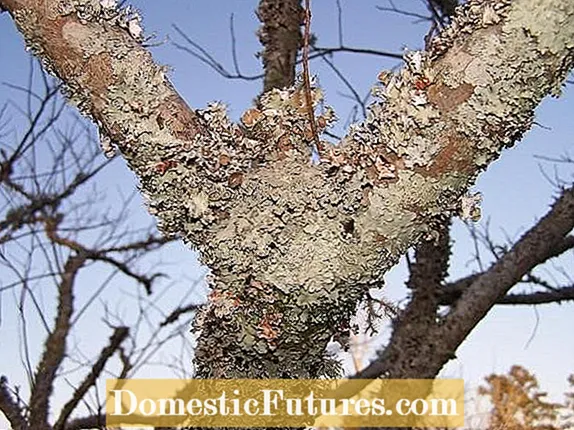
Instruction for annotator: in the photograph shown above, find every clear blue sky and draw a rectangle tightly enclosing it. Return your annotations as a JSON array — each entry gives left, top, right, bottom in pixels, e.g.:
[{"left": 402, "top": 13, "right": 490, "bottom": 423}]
[{"left": 0, "top": 1, "right": 573, "bottom": 427}]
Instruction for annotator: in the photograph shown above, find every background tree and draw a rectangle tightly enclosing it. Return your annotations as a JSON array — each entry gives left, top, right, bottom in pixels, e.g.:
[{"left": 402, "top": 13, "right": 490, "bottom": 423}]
[
  {"left": 0, "top": 0, "right": 573, "bottom": 428},
  {"left": 0, "top": 63, "right": 201, "bottom": 429},
  {"left": 479, "top": 365, "right": 574, "bottom": 430},
  {"left": 563, "top": 375, "right": 574, "bottom": 428}
]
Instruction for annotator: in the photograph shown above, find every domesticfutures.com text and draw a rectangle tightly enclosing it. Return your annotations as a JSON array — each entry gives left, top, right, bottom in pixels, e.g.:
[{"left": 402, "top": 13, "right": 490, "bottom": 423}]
[{"left": 109, "top": 388, "right": 458, "bottom": 418}]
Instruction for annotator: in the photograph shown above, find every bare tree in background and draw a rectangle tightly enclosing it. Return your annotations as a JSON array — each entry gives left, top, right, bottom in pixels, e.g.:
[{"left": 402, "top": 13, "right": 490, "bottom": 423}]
[
  {"left": 0, "top": 63, "right": 201, "bottom": 429},
  {"left": 0, "top": 0, "right": 573, "bottom": 429}
]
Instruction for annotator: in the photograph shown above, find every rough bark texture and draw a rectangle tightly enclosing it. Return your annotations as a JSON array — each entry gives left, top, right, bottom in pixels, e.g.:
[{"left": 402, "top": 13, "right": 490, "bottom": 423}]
[
  {"left": 1, "top": 0, "right": 573, "bottom": 381},
  {"left": 256, "top": 0, "right": 303, "bottom": 92}
]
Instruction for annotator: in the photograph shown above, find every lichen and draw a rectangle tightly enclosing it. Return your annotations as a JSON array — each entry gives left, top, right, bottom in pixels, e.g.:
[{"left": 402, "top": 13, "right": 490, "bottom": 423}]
[
  {"left": 58, "top": 0, "right": 145, "bottom": 41},
  {"left": 429, "top": 0, "right": 513, "bottom": 60}
]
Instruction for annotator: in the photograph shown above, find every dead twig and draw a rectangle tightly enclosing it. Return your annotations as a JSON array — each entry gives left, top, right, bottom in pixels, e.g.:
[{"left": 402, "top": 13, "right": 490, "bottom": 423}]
[{"left": 302, "top": 0, "right": 322, "bottom": 153}]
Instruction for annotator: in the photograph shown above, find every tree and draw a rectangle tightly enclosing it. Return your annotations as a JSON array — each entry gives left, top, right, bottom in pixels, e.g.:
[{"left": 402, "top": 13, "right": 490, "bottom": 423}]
[
  {"left": 563, "top": 374, "right": 574, "bottom": 428},
  {"left": 0, "top": 0, "right": 573, "bottom": 428},
  {"left": 479, "top": 365, "right": 574, "bottom": 430},
  {"left": 0, "top": 64, "right": 201, "bottom": 429}
]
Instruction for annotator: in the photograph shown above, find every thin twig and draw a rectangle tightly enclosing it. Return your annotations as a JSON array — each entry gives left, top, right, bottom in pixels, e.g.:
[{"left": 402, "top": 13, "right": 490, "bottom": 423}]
[
  {"left": 53, "top": 326, "right": 129, "bottom": 430},
  {"left": 302, "top": 0, "right": 322, "bottom": 152},
  {"left": 160, "top": 303, "right": 200, "bottom": 327},
  {"left": 320, "top": 55, "right": 368, "bottom": 119},
  {"left": 0, "top": 376, "right": 29, "bottom": 430}
]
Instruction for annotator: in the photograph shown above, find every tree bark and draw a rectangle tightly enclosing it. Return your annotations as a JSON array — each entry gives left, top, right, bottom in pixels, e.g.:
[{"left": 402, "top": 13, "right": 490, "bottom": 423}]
[
  {"left": 1, "top": 0, "right": 573, "bottom": 380},
  {"left": 256, "top": 0, "right": 303, "bottom": 93}
]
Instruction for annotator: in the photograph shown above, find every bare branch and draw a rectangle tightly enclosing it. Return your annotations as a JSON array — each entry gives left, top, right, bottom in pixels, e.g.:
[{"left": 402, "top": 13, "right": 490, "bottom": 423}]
[
  {"left": 439, "top": 235, "right": 574, "bottom": 305},
  {"left": 160, "top": 303, "right": 200, "bottom": 327},
  {"left": 301, "top": 0, "right": 321, "bottom": 152},
  {"left": 498, "top": 286, "right": 574, "bottom": 305},
  {"left": 172, "top": 28, "right": 402, "bottom": 85},
  {"left": 310, "top": 45, "right": 403, "bottom": 61},
  {"left": 0, "top": 162, "right": 109, "bottom": 245},
  {"left": 319, "top": 54, "right": 368, "bottom": 119},
  {"left": 40, "top": 214, "right": 168, "bottom": 294},
  {"left": 54, "top": 326, "right": 129, "bottom": 430},
  {"left": 355, "top": 186, "right": 574, "bottom": 382},
  {"left": 172, "top": 24, "right": 262, "bottom": 82},
  {"left": 0, "top": 376, "right": 29, "bottom": 430},
  {"left": 256, "top": 0, "right": 303, "bottom": 92},
  {"left": 377, "top": 2, "right": 432, "bottom": 22},
  {"left": 28, "top": 253, "right": 87, "bottom": 429},
  {"left": 99, "top": 234, "right": 173, "bottom": 253}
]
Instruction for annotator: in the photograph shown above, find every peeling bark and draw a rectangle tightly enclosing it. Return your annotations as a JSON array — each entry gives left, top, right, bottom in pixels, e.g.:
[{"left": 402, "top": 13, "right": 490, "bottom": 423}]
[{"left": 1, "top": 0, "right": 573, "bottom": 380}]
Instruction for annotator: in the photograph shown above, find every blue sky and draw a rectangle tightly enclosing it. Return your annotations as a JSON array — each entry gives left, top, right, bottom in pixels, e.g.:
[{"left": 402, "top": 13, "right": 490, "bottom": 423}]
[{"left": 0, "top": 1, "right": 573, "bottom": 426}]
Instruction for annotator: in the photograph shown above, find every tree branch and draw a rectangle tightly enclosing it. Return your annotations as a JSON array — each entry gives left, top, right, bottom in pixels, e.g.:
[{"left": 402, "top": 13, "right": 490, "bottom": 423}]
[
  {"left": 160, "top": 303, "right": 200, "bottom": 327},
  {"left": 439, "top": 235, "right": 574, "bottom": 305},
  {"left": 41, "top": 215, "right": 167, "bottom": 294},
  {"left": 256, "top": 0, "right": 303, "bottom": 92},
  {"left": 439, "top": 185, "right": 574, "bottom": 361},
  {"left": 54, "top": 326, "right": 129, "bottom": 430},
  {"left": 355, "top": 186, "right": 574, "bottom": 382},
  {"left": 498, "top": 286, "right": 574, "bottom": 305},
  {"left": 0, "top": 376, "right": 29, "bottom": 430},
  {"left": 2, "top": 0, "right": 573, "bottom": 379},
  {"left": 28, "top": 253, "right": 87, "bottom": 429}
]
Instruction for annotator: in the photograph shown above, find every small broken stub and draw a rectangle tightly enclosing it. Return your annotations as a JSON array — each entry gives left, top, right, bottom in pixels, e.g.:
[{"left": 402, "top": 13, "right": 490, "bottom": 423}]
[
  {"left": 99, "top": 130, "right": 117, "bottom": 158},
  {"left": 460, "top": 192, "right": 482, "bottom": 221}
]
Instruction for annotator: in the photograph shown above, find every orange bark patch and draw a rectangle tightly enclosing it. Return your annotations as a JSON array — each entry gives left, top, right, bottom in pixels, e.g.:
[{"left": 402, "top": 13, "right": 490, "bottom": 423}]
[
  {"left": 427, "top": 81, "right": 474, "bottom": 113},
  {"left": 30, "top": 14, "right": 114, "bottom": 113},
  {"left": 228, "top": 172, "right": 244, "bottom": 188},
  {"left": 241, "top": 108, "right": 262, "bottom": 127},
  {"left": 42, "top": 16, "right": 83, "bottom": 78},
  {"left": 159, "top": 94, "right": 204, "bottom": 143},
  {"left": 422, "top": 80, "right": 477, "bottom": 177},
  {"left": 80, "top": 52, "right": 114, "bottom": 109},
  {"left": 424, "top": 132, "right": 475, "bottom": 177}
]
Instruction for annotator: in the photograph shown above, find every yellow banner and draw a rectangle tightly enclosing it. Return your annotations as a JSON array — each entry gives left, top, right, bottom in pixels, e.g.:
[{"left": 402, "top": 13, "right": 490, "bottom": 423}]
[{"left": 105, "top": 378, "right": 464, "bottom": 428}]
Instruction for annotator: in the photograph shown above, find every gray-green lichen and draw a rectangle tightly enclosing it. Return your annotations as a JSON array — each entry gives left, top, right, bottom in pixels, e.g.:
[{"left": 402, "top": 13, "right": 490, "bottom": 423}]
[
  {"left": 58, "top": 0, "right": 144, "bottom": 41},
  {"left": 428, "top": 0, "right": 512, "bottom": 60},
  {"left": 321, "top": 48, "right": 453, "bottom": 184}
]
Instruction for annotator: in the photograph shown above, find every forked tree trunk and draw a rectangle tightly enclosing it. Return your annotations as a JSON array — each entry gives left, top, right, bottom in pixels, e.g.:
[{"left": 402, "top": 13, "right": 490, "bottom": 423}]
[{"left": 1, "top": 0, "right": 573, "bottom": 383}]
